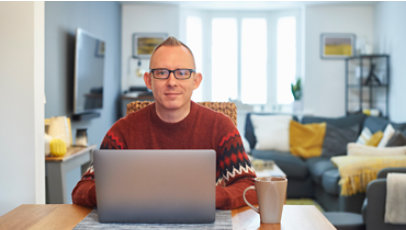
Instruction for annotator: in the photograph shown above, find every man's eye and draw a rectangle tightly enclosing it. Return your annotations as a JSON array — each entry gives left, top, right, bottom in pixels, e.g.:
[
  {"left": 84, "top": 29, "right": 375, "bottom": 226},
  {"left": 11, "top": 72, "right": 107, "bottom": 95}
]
[
  {"left": 177, "top": 70, "right": 188, "bottom": 76},
  {"left": 156, "top": 70, "right": 167, "bottom": 75}
]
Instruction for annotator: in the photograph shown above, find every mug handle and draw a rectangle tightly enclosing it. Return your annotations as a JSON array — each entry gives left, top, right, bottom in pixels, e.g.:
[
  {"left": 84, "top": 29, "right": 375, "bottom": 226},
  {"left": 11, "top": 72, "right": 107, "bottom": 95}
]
[{"left": 243, "top": 186, "right": 259, "bottom": 213}]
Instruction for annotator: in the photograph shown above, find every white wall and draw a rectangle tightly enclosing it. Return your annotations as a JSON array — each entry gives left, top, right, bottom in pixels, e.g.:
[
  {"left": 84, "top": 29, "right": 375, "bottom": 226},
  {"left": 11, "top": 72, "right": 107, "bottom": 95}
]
[
  {"left": 121, "top": 3, "right": 180, "bottom": 92},
  {"left": 304, "top": 4, "right": 375, "bottom": 117},
  {"left": 374, "top": 2, "right": 406, "bottom": 122},
  {"left": 0, "top": 2, "right": 45, "bottom": 215}
]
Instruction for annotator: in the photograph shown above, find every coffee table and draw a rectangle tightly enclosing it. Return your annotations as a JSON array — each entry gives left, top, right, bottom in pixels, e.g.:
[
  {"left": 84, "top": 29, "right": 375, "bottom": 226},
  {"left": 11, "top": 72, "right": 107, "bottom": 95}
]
[{"left": 250, "top": 157, "right": 286, "bottom": 178}]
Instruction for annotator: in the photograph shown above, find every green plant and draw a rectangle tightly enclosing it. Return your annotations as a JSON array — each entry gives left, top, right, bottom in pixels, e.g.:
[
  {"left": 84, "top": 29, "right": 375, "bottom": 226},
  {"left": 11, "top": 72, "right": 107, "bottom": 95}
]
[{"left": 291, "top": 78, "right": 302, "bottom": 101}]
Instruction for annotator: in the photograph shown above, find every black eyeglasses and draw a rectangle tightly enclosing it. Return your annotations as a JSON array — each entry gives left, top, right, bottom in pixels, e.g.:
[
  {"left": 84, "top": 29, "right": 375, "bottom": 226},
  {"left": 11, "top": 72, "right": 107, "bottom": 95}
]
[{"left": 150, "top": 68, "right": 195, "bottom": 80}]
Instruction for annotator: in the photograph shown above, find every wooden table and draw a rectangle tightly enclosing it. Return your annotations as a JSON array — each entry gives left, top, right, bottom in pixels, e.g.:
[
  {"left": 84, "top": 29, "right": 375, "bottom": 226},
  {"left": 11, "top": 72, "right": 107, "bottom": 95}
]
[
  {"left": 45, "top": 145, "right": 96, "bottom": 204},
  {"left": 0, "top": 204, "right": 336, "bottom": 230}
]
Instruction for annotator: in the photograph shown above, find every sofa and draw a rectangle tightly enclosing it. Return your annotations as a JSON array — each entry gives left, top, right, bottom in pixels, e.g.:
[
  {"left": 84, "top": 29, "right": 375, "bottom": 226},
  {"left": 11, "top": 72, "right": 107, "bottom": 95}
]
[
  {"left": 362, "top": 167, "right": 406, "bottom": 230},
  {"left": 244, "top": 112, "right": 406, "bottom": 213}
]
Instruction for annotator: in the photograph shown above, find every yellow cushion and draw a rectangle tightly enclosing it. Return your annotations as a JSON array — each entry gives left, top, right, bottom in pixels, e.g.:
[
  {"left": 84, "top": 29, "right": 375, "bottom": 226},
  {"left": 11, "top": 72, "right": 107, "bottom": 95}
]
[
  {"left": 366, "top": 131, "right": 384, "bottom": 146},
  {"left": 289, "top": 120, "right": 326, "bottom": 158}
]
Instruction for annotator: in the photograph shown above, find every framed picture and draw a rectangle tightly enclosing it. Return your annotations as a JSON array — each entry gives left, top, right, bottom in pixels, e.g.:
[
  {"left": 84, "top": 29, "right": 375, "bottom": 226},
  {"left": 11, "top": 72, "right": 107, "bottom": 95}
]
[
  {"left": 320, "top": 33, "right": 356, "bottom": 59},
  {"left": 132, "top": 33, "right": 168, "bottom": 59}
]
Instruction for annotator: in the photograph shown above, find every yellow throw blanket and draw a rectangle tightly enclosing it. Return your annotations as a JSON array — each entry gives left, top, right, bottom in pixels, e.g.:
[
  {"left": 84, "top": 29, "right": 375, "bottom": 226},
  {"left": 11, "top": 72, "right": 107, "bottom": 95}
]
[{"left": 331, "top": 155, "right": 406, "bottom": 196}]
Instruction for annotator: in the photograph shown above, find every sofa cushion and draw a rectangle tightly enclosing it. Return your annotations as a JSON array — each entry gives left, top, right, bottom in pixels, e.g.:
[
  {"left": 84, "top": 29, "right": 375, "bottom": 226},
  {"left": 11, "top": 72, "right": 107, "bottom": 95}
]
[
  {"left": 251, "top": 149, "right": 308, "bottom": 179},
  {"left": 377, "top": 124, "right": 395, "bottom": 147},
  {"left": 322, "top": 124, "right": 359, "bottom": 158},
  {"left": 363, "top": 116, "right": 389, "bottom": 133},
  {"left": 386, "top": 131, "right": 406, "bottom": 147},
  {"left": 366, "top": 131, "right": 384, "bottom": 146},
  {"left": 356, "top": 127, "right": 373, "bottom": 145},
  {"left": 306, "top": 157, "right": 336, "bottom": 184},
  {"left": 322, "top": 168, "right": 341, "bottom": 196},
  {"left": 251, "top": 114, "right": 292, "bottom": 151},
  {"left": 244, "top": 113, "right": 298, "bottom": 150},
  {"left": 363, "top": 116, "right": 406, "bottom": 134},
  {"left": 302, "top": 114, "right": 366, "bottom": 134},
  {"left": 347, "top": 143, "right": 406, "bottom": 156},
  {"left": 289, "top": 121, "right": 326, "bottom": 159}
]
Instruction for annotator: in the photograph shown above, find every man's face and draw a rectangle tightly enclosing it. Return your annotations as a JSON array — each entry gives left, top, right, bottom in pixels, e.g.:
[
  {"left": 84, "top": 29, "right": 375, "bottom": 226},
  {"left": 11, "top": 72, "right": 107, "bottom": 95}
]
[{"left": 144, "top": 45, "right": 202, "bottom": 112}]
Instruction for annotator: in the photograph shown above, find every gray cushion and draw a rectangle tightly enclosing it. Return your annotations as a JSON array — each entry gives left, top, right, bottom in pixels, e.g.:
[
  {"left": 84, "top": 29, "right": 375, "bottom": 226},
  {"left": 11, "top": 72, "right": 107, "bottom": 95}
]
[
  {"left": 306, "top": 157, "right": 336, "bottom": 184},
  {"left": 322, "top": 124, "right": 359, "bottom": 157},
  {"left": 386, "top": 131, "right": 406, "bottom": 147},
  {"left": 363, "top": 116, "right": 406, "bottom": 134},
  {"left": 302, "top": 114, "right": 366, "bottom": 133},
  {"left": 322, "top": 168, "right": 341, "bottom": 196},
  {"left": 363, "top": 116, "right": 389, "bottom": 133},
  {"left": 251, "top": 150, "right": 308, "bottom": 179}
]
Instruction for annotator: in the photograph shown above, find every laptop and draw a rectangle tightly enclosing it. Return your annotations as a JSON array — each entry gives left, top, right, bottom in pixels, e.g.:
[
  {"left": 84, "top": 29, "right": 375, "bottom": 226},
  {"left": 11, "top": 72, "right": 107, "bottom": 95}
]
[{"left": 93, "top": 149, "right": 216, "bottom": 223}]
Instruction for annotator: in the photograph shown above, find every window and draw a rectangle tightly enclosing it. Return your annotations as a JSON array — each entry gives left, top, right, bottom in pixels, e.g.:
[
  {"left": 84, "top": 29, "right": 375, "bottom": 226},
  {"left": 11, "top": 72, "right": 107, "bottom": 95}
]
[
  {"left": 241, "top": 18, "right": 267, "bottom": 104},
  {"left": 182, "top": 9, "right": 300, "bottom": 108},
  {"left": 276, "top": 16, "right": 297, "bottom": 104},
  {"left": 211, "top": 18, "right": 238, "bottom": 102},
  {"left": 186, "top": 16, "right": 203, "bottom": 101}
]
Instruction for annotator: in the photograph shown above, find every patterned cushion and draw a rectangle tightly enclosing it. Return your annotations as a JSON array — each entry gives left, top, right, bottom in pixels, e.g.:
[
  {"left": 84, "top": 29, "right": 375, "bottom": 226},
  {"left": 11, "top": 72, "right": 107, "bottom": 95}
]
[{"left": 356, "top": 127, "right": 373, "bottom": 145}]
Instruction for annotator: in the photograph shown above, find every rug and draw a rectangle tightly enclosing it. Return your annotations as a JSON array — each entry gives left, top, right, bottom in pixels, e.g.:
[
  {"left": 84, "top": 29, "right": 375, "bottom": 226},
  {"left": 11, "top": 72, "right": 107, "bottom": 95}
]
[{"left": 74, "top": 209, "right": 232, "bottom": 230}]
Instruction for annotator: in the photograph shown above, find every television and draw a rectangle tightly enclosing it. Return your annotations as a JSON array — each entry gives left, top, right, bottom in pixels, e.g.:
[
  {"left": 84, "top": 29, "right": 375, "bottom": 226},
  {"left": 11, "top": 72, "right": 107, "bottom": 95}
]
[{"left": 73, "top": 28, "right": 106, "bottom": 116}]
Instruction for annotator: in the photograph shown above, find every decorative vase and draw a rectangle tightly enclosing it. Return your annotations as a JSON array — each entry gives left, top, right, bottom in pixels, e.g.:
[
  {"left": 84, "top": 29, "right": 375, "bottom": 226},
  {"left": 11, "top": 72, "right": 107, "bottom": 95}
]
[{"left": 292, "top": 100, "right": 303, "bottom": 117}]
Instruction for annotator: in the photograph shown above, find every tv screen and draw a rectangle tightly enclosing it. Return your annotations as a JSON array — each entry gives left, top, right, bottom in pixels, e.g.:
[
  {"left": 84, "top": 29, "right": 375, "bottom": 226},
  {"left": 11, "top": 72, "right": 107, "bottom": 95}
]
[{"left": 73, "top": 28, "right": 106, "bottom": 115}]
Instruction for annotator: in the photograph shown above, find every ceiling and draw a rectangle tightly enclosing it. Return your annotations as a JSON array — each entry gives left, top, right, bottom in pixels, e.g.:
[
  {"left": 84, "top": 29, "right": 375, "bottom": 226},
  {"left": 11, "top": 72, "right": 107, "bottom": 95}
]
[{"left": 122, "top": 1, "right": 376, "bottom": 11}]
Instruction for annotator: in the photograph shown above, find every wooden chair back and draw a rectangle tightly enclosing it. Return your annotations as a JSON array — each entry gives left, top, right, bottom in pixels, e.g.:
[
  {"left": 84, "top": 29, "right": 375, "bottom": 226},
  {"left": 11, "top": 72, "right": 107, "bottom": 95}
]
[{"left": 126, "top": 101, "right": 237, "bottom": 126}]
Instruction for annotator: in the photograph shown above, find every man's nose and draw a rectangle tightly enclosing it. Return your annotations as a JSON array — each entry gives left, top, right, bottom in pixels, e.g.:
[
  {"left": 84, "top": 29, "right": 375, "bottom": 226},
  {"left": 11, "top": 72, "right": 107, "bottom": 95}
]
[{"left": 166, "top": 72, "right": 177, "bottom": 86}]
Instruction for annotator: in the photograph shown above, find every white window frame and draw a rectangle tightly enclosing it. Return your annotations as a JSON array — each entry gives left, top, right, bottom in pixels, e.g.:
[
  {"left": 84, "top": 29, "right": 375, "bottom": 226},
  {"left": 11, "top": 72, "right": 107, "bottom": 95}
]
[{"left": 180, "top": 8, "right": 303, "bottom": 110}]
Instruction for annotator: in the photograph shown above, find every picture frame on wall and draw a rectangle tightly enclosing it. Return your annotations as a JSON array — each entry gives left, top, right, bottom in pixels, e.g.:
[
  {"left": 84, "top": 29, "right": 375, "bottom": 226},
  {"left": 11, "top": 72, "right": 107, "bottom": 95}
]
[
  {"left": 132, "top": 33, "right": 168, "bottom": 59},
  {"left": 320, "top": 33, "right": 356, "bottom": 59}
]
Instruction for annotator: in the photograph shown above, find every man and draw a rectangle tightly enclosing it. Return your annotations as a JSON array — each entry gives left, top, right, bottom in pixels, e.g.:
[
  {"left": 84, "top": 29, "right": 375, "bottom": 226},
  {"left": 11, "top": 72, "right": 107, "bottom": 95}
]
[{"left": 72, "top": 36, "right": 257, "bottom": 210}]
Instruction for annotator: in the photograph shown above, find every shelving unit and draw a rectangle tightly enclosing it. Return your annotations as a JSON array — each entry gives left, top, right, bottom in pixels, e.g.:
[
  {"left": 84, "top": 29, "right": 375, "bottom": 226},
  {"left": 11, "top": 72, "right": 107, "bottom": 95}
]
[{"left": 345, "top": 54, "right": 390, "bottom": 117}]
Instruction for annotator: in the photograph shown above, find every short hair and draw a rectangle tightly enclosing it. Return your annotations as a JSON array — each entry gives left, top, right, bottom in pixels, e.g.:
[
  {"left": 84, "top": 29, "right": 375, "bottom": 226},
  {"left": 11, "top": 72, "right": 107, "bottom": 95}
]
[{"left": 150, "top": 36, "right": 196, "bottom": 68}]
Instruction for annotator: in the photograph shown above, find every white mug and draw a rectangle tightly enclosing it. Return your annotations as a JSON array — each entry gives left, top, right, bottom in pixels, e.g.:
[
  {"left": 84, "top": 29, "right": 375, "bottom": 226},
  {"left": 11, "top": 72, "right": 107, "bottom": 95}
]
[{"left": 243, "top": 176, "right": 287, "bottom": 224}]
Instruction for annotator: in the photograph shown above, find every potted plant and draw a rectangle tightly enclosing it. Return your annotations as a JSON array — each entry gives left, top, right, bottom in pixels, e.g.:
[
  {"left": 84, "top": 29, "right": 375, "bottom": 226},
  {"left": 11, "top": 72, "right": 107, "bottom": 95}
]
[
  {"left": 291, "top": 78, "right": 303, "bottom": 115},
  {"left": 291, "top": 78, "right": 302, "bottom": 101}
]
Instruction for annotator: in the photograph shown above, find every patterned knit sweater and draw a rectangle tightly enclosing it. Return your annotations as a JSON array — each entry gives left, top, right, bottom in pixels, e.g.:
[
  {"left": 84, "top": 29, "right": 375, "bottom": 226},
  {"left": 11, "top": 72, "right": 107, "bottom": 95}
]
[{"left": 72, "top": 101, "right": 257, "bottom": 210}]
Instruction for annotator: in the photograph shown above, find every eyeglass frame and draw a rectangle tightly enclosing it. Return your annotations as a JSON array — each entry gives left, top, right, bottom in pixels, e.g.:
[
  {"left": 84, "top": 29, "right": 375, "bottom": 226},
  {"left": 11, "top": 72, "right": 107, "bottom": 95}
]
[{"left": 149, "top": 68, "right": 196, "bottom": 80}]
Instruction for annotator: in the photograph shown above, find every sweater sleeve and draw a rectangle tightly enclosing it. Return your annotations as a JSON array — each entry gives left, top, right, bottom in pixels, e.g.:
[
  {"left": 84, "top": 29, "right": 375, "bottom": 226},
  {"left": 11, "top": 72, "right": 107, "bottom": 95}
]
[
  {"left": 71, "top": 127, "right": 126, "bottom": 208},
  {"left": 216, "top": 127, "right": 258, "bottom": 210}
]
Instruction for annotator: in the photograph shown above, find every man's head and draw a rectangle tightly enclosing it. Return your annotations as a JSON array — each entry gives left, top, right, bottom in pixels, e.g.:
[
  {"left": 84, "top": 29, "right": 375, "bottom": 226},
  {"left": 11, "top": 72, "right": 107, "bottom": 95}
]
[{"left": 144, "top": 36, "right": 202, "bottom": 121}]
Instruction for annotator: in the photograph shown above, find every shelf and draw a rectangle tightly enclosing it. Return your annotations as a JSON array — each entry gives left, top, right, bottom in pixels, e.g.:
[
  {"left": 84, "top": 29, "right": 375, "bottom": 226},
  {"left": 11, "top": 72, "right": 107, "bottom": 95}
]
[
  {"left": 346, "top": 54, "right": 390, "bottom": 59},
  {"left": 345, "top": 54, "right": 389, "bottom": 117},
  {"left": 347, "top": 84, "right": 389, "bottom": 88},
  {"left": 71, "top": 111, "right": 100, "bottom": 121}
]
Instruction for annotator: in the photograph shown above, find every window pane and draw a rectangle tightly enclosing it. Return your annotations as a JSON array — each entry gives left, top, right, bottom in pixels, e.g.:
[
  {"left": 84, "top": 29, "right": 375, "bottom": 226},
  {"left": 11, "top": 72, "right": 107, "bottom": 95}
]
[
  {"left": 211, "top": 18, "right": 238, "bottom": 101},
  {"left": 276, "top": 16, "right": 296, "bottom": 104},
  {"left": 186, "top": 16, "right": 203, "bottom": 101},
  {"left": 241, "top": 18, "right": 267, "bottom": 104}
]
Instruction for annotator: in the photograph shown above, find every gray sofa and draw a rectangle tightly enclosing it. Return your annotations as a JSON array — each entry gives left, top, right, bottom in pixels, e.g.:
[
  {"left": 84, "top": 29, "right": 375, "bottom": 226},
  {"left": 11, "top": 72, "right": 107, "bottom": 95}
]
[
  {"left": 362, "top": 167, "right": 406, "bottom": 230},
  {"left": 245, "top": 113, "right": 406, "bottom": 213}
]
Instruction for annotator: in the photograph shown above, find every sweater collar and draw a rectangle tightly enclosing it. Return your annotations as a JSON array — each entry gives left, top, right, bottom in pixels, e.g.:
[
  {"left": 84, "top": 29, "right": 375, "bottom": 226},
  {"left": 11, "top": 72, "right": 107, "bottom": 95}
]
[{"left": 150, "top": 101, "right": 197, "bottom": 128}]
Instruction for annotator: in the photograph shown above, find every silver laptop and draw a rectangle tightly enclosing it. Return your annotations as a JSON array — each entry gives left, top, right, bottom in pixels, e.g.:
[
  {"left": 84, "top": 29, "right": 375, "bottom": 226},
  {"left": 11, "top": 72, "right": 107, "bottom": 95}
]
[{"left": 93, "top": 149, "right": 216, "bottom": 223}]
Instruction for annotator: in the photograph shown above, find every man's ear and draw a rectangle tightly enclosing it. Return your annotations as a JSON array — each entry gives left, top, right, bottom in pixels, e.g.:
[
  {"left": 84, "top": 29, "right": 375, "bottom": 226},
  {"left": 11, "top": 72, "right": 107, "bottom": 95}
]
[
  {"left": 193, "top": 73, "right": 202, "bottom": 90},
  {"left": 144, "top": 72, "right": 152, "bottom": 90}
]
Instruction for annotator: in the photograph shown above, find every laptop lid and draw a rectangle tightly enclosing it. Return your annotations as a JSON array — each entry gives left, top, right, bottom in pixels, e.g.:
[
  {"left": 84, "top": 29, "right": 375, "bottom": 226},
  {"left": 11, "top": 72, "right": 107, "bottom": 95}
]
[{"left": 93, "top": 149, "right": 216, "bottom": 223}]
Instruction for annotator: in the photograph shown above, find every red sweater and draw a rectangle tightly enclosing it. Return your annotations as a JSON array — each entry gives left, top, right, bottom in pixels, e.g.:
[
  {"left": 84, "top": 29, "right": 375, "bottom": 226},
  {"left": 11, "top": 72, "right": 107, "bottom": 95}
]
[{"left": 72, "top": 101, "right": 257, "bottom": 209}]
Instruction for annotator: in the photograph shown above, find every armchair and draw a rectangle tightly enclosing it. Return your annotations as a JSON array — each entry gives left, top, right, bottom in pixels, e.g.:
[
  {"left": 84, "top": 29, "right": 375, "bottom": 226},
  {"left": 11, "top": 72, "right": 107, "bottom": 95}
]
[
  {"left": 126, "top": 101, "right": 237, "bottom": 126},
  {"left": 362, "top": 167, "right": 406, "bottom": 230}
]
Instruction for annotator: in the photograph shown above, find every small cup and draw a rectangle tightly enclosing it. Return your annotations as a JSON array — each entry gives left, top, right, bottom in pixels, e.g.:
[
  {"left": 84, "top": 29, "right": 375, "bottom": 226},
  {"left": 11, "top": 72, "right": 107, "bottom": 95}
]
[{"left": 243, "top": 176, "right": 287, "bottom": 224}]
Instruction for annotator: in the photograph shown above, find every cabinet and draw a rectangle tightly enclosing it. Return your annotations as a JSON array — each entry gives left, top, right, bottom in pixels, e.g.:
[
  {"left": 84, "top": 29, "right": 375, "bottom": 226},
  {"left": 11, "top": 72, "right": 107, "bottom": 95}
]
[
  {"left": 345, "top": 54, "right": 390, "bottom": 117},
  {"left": 45, "top": 145, "right": 96, "bottom": 204}
]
